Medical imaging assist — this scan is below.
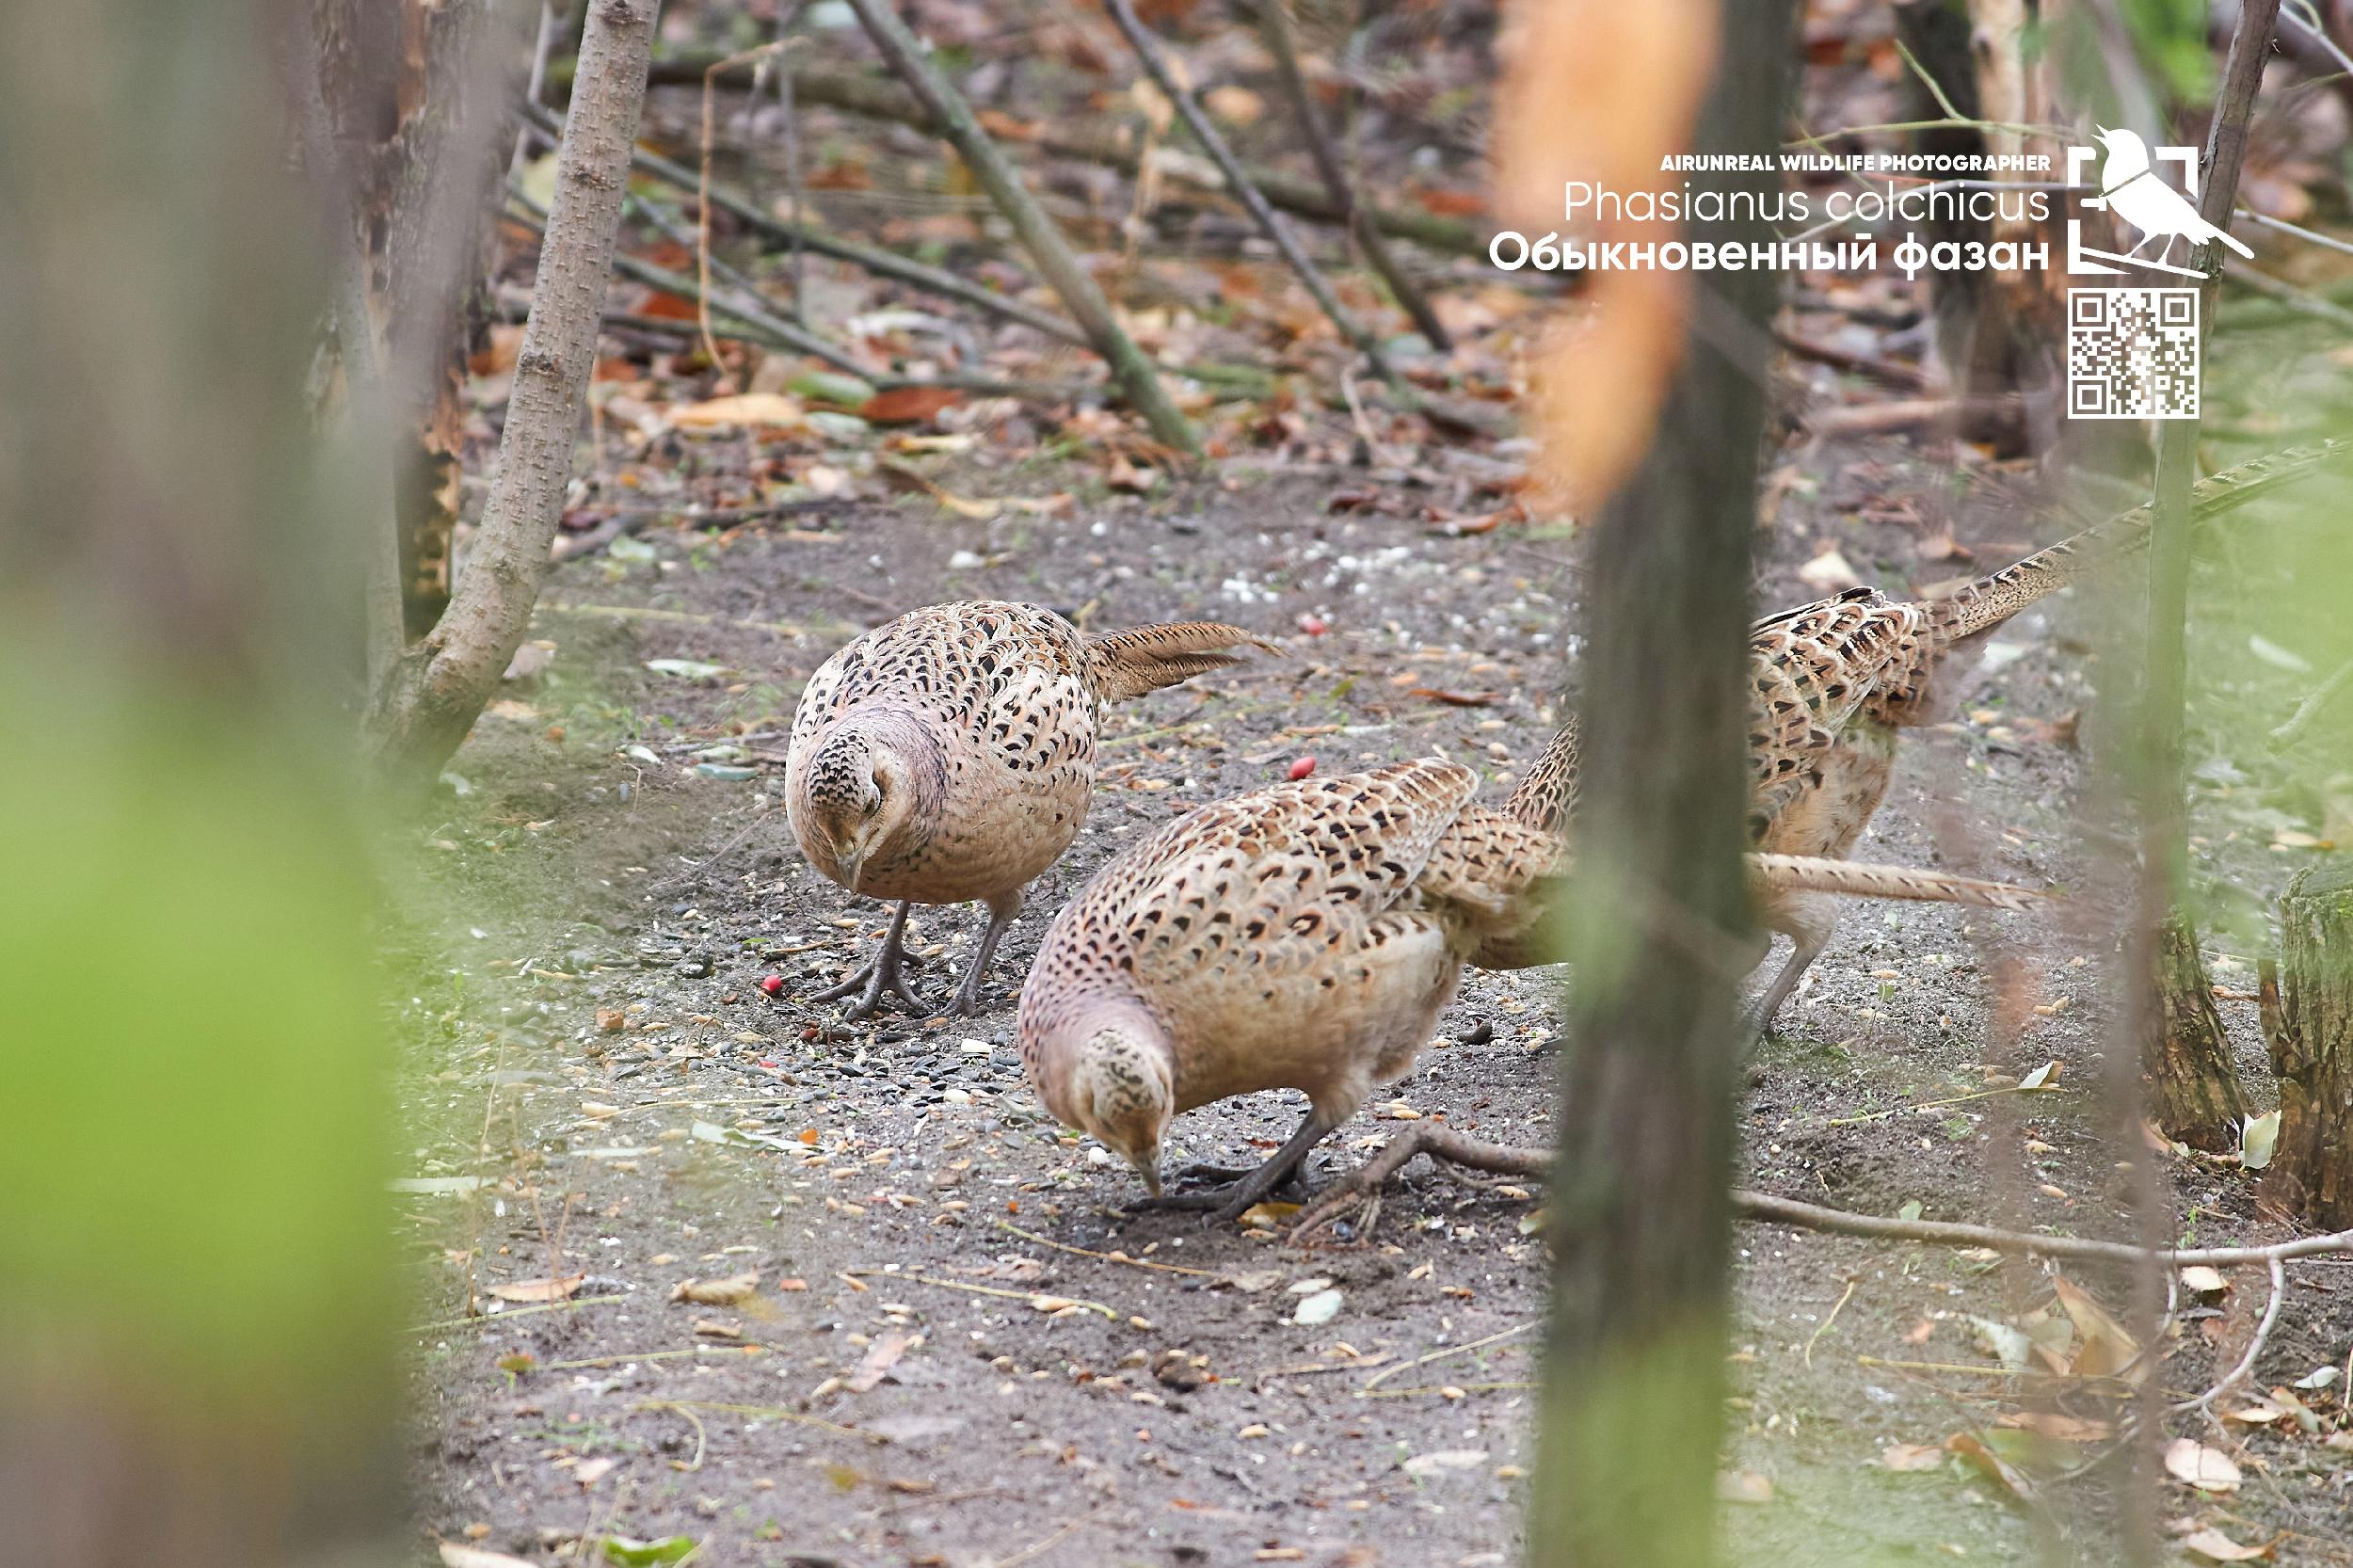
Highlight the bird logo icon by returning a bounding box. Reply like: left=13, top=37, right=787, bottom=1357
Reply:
left=2089, top=126, right=2251, bottom=270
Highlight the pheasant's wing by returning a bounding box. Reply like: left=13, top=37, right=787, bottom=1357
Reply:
left=1745, top=587, right=1930, bottom=836
left=1077, top=760, right=1481, bottom=998
left=787, top=600, right=1098, bottom=776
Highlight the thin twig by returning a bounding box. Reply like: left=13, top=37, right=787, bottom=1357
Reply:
left=408, top=1293, right=631, bottom=1335
left=1103, top=0, right=1398, bottom=388
left=906, top=1272, right=1122, bottom=1320
left=842, top=0, right=1200, bottom=456
left=632, top=1400, right=709, bottom=1471
left=2174, top=1256, right=2285, bottom=1413
left=774, top=0, right=812, bottom=328
left=1802, top=1274, right=1858, bottom=1368
left=700, top=39, right=796, bottom=370
left=652, top=1399, right=874, bottom=1443
left=994, top=1219, right=1230, bottom=1278
left=1256, top=0, right=1449, bottom=348
left=1357, top=1320, right=1540, bottom=1392
left=517, top=100, right=1092, bottom=347
left=2269, top=655, right=2353, bottom=749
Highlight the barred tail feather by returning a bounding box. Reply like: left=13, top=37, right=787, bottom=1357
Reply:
left=1929, top=439, right=2345, bottom=643
left=1086, top=621, right=1280, bottom=701
left=1502, top=716, right=1580, bottom=833
left=1750, top=854, right=2041, bottom=912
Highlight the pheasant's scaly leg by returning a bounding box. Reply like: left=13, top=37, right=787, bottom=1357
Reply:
left=810, top=900, right=929, bottom=1018
left=1133, top=1110, right=1331, bottom=1222
left=944, top=891, right=1021, bottom=1018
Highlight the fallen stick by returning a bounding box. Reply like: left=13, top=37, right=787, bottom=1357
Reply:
left=1104, top=0, right=1396, bottom=385
left=1290, top=1125, right=2353, bottom=1266
left=2269, top=654, right=2353, bottom=750
left=1773, top=328, right=1933, bottom=392
left=843, top=0, right=1201, bottom=457
left=1256, top=0, right=1451, bottom=349
left=519, top=100, right=1092, bottom=348
left=547, top=54, right=1488, bottom=255
left=504, top=190, right=870, bottom=378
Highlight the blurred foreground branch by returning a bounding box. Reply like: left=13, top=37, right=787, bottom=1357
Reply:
left=1529, top=4, right=1795, bottom=1566
left=547, top=52, right=1488, bottom=255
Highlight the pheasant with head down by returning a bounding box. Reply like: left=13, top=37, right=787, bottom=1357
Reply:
left=1018, top=747, right=2038, bottom=1216
left=786, top=600, right=1272, bottom=1018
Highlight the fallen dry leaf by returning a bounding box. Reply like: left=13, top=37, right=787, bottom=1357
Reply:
left=670, top=1270, right=761, bottom=1306
left=1715, top=1469, right=1773, bottom=1503
left=846, top=1329, right=913, bottom=1393
left=1880, top=1443, right=1945, bottom=1472
left=2052, top=1275, right=2143, bottom=1381
left=2180, top=1528, right=2271, bottom=1562
left=2163, top=1438, right=2244, bottom=1493
left=1945, top=1433, right=2040, bottom=1505
left=877, top=459, right=999, bottom=519
left=858, top=386, right=962, bottom=424
left=440, top=1545, right=539, bottom=1568
left=1797, top=549, right=1863, bottom=593
left=489, top=1273, right=584, bottom=1304
left=669, top=392, right=804, bottom=430
left=2179, top=1265, right=2231, bottom=1294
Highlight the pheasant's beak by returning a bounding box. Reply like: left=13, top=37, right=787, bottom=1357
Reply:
left=836, top=845, right=865, bottom=891
left=1135, top=1154, right=1162, bottom=1199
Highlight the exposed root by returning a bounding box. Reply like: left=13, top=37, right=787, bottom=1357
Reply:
left=1289, top=1127, right=1552, bottom=1241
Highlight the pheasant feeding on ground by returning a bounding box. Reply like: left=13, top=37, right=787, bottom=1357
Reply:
left=1512, top=441, right=2342, bottom=1029
left=786, top=600, right=1273, bottom=1018
left=1018, top=750, right=2040, bottom=1216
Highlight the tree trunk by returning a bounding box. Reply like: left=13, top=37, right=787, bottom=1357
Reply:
left=2147, top=916, right=2248, bottom=1150
left=363, top=0, right=655, bottom=780
left=2261, top=863, right=2353, bottom=1227
left=1528, top=5, right=1795, bottom=1567
left=314, top=0, right=536, bottom=642
left=0, top=2, right=401, bottom=1563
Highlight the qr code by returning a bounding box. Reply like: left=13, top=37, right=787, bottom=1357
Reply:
left=2067, top=288, right=2199, bottom=419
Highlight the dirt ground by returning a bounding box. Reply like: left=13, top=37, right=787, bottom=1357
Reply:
left=395, top=404, right=2353, bottom=1564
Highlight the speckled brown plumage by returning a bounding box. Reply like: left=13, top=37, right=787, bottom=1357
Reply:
left=1738, top=441, right=2338, bottom=1019
left=786, top=600, right=1270, bottom=1017
left=1511, top=443, right=2340, bottom=1023
left=1019, top=754, right=2041, bottom=1211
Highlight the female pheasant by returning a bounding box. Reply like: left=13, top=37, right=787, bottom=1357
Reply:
left=1019, top=751, right=2038, bottom=1215
left=786, top=600, right=1271, bottom=1018
left=1513, top=442, right=2342, bottom=1028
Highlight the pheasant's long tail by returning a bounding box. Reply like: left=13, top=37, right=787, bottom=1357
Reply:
left=1926, top=439, right=2343, bottom=643
left=1085, top=621, right=1281, bottom=701
left=1749, top=854, right=2043, bottom=912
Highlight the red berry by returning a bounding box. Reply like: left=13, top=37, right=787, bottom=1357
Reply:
left=760, top=974, right=784, bottom=996
left=1299, top=614, right=1329, bottom=636
left=1288, top=756, right=1317, bottom=781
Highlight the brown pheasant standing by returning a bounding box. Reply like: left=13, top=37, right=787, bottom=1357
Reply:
left=1019, top=754, right=2038, bottom=1215
left=786, top=601, right=1272, bottom=1018
left=1508, top=440, right=2343, bottom=1028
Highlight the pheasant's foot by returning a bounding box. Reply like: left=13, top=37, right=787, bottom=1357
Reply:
left=810, top=902, right=930, bottom=1019
left=940, top=902, right=1019, bottom=1018
left=1289, top=1128, right=1551, bottom=1242
left=1129, top=1112, right=1333, bottom=1223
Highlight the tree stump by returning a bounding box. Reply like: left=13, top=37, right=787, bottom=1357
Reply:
left=2260, top=862, right=2353, bottom=1226
left=2147, top=915, right=2248, bottom=1151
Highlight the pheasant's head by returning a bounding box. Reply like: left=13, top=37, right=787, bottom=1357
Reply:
left=798, top=728, right=916, bottom=891
left=1050, top=1012, right=1176, bottom=1197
